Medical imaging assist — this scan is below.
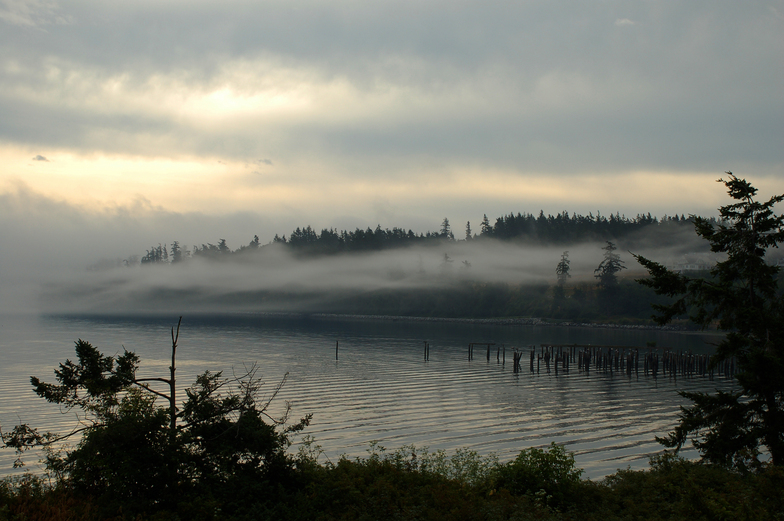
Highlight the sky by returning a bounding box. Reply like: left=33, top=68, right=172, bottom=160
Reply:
left=1, top=1, right=783, bottom=312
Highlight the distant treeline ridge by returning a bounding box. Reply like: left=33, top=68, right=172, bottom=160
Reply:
left=136, top=211, right=698, bottom=265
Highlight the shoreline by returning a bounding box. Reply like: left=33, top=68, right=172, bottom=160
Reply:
left=245, top=311, right=702, bottom=333
left=40, top=310, right=718, bottom=336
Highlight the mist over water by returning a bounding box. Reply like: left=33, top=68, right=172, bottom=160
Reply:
left=36, top=236, right=698, bottom=315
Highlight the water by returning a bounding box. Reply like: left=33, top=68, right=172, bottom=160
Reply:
left=0, top=313, right=736, bottom=480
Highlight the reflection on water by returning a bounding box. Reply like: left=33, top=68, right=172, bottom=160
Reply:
left=0, top=313, right=734, bottom=479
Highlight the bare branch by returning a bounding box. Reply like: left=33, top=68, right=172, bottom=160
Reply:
left=133, top=383, right=172, bottom=402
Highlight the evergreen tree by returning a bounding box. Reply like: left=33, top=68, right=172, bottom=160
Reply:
left=480, top=214, right=492, bottom=236
left=218, top=238, right=230, bottom=254
left=556, top=251, right=571, bottom=286
left=171, top=241, right=182, bottom=263
left=636, top=173, right=784, bottom=468
left=141, top=244, right=167, bottom=264
left=440, top=218, right=454, bottom=240
left=594, top=241, right=626, bottom=290
left=465, top=221, right=472, bottom=241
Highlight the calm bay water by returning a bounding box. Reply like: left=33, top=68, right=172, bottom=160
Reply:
left=0, top=313, right=736, bottom=479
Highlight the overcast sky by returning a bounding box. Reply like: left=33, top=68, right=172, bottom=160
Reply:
left=1, top=1, right=783, bottom=289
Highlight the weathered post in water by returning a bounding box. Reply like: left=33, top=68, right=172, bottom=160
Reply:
left=336, top=340, right=339, bottom=360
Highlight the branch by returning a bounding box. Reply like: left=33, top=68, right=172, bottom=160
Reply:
left=133, top=382, right=173, bottom=403
left=134, top=377, right=172, bottom=384
left=1, top=421, right=94, bottom=451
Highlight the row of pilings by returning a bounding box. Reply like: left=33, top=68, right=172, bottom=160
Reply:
left=491, top=343, right=736, bottom=379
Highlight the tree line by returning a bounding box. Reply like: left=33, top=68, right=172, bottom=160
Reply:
left=135, top=212, right=697, bottom=265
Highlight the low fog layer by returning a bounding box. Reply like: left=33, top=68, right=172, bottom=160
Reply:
left=0, top=185, right=715, bottom=316
left=33, top=242, right=610, bottom=314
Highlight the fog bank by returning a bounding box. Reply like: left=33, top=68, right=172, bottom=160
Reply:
left=1, top=185, right=709, bottom=316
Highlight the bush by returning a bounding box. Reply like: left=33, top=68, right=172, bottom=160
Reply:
left=598, top=452, right=784, bottom=521
left=492, top=442, right=583, bottom=509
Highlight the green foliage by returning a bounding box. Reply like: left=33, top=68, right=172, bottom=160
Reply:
left=30, top=339, right=139, bottom=417
left=63, top=387, right=176, bottom=510
left=492, top=443, right=583, bottom=509
left=636, top=173, right=784, bottom=468
left=599, top=452, right=784, bottom=521
left=0, top=474, right=95, bottom=521
left=360, top=444, right=499, bottom=487
left=279, top=443, right=557, bottom=521
left=180, top=370, right=306, bottom=494
left=4, top=439, right=784, bottom=520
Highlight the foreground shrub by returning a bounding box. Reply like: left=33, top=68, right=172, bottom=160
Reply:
left=3, top=447, right=783, bottom=520
left=276, top=449, right=560, bottom=521
left=492, top=442, right=584, bottom=510
left=0, top=474, right=96, bottom=521
left=597, top=452, right=784, bottom=521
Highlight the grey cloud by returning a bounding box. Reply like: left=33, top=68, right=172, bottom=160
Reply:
left=258, top=159, right=273, bottom=166
left=32, top=154, right=48, bottom=161
left=3, top=2, right=780, bottom=88
left=0, top=1, right=781, bottom=176
left=278, top=100, right=783, bottom=175
left=0, top=0, right=73, bottom=27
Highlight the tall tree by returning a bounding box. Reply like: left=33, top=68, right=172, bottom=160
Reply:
left=556, top=251, right=571, bottom=285
left=440, top=218, right=454, bottom=240
left=465, top=221, right=473, bottom=241
left=594, top=241, right=625, bottom=290
left=480, top=214, right=492, bottom=236
left=171, top=241, right=183, bottom=263
left=636, top=173, right=784, bottom=468
left=218, top=238, right=230, bottom=254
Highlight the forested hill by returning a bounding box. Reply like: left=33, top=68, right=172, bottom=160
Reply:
left=139, top=211, right=699, bottom=264
left=76, top=210, right=711, bottom=322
